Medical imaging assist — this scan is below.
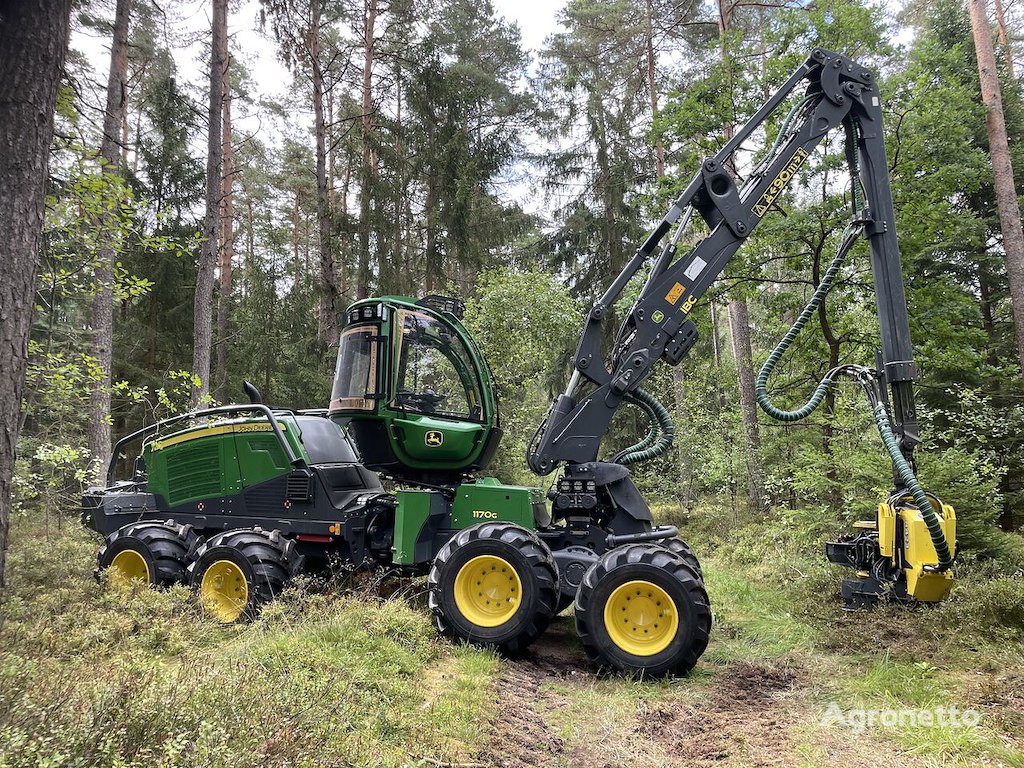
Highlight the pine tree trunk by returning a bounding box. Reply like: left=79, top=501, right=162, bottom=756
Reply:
left=192, top=0, right=226, bottom=408
left=992, top=0, right=1015, bottom=78
left=88, top=0, right=131, bottom=475
left=728, top=297, right=765, bottom=509
left=718, top=0, right=764, bottom=509
left=672, top=366, right=693, bottom=506
left=311, top=1, right=339, bottom=347
left=968, top=0, right=1024, bottom=379
left=709, top=299, right=727, bottom=410
left=644, top=0, right=664, bottom=179
left=293, top=190, right=302, bottom=288
left=813, top=240, right=842, bottom=507
left=425, top=171, right=440, bottom=291
left=0, top=0, right=73, bottom=630
left=216, top=35, right=233, bottom=403
left=357, top=0, right=377, bottom=300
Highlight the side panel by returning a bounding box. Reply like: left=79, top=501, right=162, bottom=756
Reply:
left=390, top=414, right=486, bottom=466
left=901, top=501, right=956, bottom=601
left=146, top=431, right=242, bottom=507
left=877, top=501, right=896, bottom=559
left=234, top=429, right=292, bottom=487
left=450, top=479, right=540, bottom=530
left=393, top=490, right=450, bottom=565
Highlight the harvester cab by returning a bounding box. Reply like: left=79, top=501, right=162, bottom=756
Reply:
left=329, top=295, right=503, bottom=486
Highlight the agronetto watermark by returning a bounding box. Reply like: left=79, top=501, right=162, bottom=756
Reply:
left=820, top=703, right=982, bottom=733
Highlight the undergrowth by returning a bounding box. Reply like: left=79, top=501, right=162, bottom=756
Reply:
left=2, top=501, right=1021, bottom=767
left=0, top=514, right=497, bottom=768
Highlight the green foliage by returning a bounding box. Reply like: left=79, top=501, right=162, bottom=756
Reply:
left=464, top=269, right=584, bottom=482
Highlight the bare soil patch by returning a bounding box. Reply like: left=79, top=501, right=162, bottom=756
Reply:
left=485, top=618, right=591, bottom=768
left=484, top=640, right=929, bottom=768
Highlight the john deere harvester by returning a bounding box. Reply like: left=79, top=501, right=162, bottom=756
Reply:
left=85, top=50, right=956, bottom=676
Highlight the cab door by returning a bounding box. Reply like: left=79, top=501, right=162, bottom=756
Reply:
left=390, top=309, right=487, bottom=466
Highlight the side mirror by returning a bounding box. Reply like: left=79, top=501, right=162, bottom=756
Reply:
left=132, top=455, right=146, bottom=481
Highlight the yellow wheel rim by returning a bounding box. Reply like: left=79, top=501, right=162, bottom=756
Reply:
left=109, top=549, right=150, bottom=589
left=200, top=559, right=249, bottom=623
left=453, top=554, right=523, bottom=628
left=604, top=579, right=679, bottom=656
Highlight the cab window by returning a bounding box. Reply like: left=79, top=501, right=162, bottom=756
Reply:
left=331, top=325, right=378, bottom=411
left=393, top=310, right=483, bottom=421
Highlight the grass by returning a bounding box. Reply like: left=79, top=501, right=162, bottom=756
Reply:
left=2, top=502, right=1023, bottom=767
left=0, top=515, right=497, bottom=768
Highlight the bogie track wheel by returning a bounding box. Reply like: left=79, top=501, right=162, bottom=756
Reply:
left=658, top=537, right=703, bottom=580
left=575, top=544, right=711, bottom=676
left=187, top=528, right=303, bottom=623
left=97, top=520, right=201, bottom=589
left=428, top=522, right=558, bottom=654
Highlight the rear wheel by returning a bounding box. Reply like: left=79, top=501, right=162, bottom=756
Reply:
left=97, top=520, right=201, bottom=588
left=187, top=528, right=302, bottom=623
left=575, top=544, right=711, bottom=677
left=428, top=522, right=558, bottom=654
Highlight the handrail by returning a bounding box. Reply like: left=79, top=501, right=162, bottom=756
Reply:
left=104, top=404, right=306, bottom=487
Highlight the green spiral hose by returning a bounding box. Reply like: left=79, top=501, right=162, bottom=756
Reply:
left=616, top=387, right=675, bottom=465
left=871, top=401, right=954, bottom=569
left=755, top=225, right=859, bottom=421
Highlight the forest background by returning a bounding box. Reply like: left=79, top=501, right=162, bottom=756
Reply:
left=4, top=0, right=1024, bottom=765
left=17, top=0, right=1024, bottom=558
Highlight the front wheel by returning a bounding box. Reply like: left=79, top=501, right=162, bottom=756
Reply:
left=659, top=536, right=703, bottom=580
left=575, top=544, right=711, bottom=677
left=428, top=522, right=558, bottom=654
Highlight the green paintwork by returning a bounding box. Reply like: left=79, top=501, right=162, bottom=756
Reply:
left=393, top=490, right=429, bottom=564
left=143, top=415, right=309, bottom=507
left=393, top=479, right=545, bottom=566
left=451, top=479, right=541, bottom=529
left=330, top=296, right=500, bottom=474
left=392, top=413, right=487, bottom=465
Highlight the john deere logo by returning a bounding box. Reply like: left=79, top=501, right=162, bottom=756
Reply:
left=425, top=430, right=444, bottom=447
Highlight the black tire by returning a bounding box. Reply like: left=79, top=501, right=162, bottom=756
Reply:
left=575, top=544, right=712, bottom=677
left=186, top=528, right=303, bottom=623
left=97, top=519, right=202, bottom=587
left=659, top=537, right=703, bottom=580
left=428, top=522, right=558, bottom=654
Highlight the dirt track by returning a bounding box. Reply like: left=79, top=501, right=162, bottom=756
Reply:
left=482, top=617, right=930, bottom=768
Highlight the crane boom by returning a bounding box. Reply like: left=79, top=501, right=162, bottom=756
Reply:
left=527, top=48, right=920, bottom=475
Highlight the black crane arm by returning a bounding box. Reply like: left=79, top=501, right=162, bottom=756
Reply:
left=528, top=48, right=919, bottom=476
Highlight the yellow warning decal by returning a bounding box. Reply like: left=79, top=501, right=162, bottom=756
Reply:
left=665, top=282, right=686, bottom=305
left=149, top=421, right=285, bottom=451
left=752, top=147, right=809, bottom=218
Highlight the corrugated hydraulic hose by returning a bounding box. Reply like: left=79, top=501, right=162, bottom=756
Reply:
left=615, top=387, right=675, bottom=465
left=754, top=222, right=953, bottom=571
left=755, top=223, right=860, bottom=421
left=872, top=401, right=954, bottom=570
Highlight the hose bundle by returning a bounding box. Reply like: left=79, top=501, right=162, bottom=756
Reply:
left=613, top=387, right=675, bottom=466
left=754, top=219, right=953, bottom=570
